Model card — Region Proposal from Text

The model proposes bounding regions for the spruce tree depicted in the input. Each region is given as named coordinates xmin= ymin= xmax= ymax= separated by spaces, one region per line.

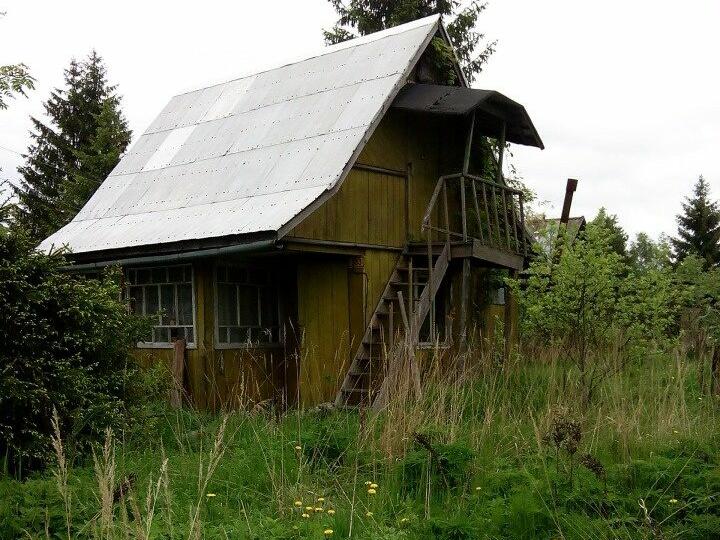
xmin=324 ymin=0 xmax=495 ymax=83
xmin=671 ymin=176 xmax=720 ymax=268
xmin=14 ymin=51 xmax=130 ymax=242
xmin=591 ymin=207 xmax=628 ymax=259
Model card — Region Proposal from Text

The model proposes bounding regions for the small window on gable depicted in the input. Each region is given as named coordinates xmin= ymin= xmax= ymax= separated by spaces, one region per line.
xmin=215 ymin=265 xmax=281 ymax=346
xmin=126 ymin=265 xmax=195 ymax=346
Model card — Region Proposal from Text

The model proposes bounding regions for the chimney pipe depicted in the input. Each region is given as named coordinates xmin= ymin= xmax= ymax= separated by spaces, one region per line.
xmin=559 ymin=178 xmax=578 ymax=226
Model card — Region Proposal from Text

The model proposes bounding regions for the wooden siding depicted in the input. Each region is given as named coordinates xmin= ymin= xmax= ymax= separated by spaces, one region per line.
xmin=290 ymin=168 xmax=407 ymax=247
xmin=132 ymin=258 xmax=288 ymax=411
xmin=296 ymin=258 xmax=350 ymax=406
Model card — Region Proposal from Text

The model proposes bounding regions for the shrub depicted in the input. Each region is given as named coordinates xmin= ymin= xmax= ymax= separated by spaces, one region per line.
xmin=400 ymin=435 xmax=475 ymax=495
xmin=0 ymin=230 xmax=147 ymax=475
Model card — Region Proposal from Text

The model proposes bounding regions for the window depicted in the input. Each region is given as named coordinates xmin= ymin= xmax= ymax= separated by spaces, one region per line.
xmin=215 ymin=265 xmax=281 ymax=345
xmin=490 ymin=285 xmax=506 ymax=306
xmin=419 ymin=280 xmax=451 ymax=346
xmin=126 ymin=265 xmax=195 ymax=346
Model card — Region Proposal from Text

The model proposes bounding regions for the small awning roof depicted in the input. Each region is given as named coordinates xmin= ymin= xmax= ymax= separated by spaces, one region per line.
xmin=391 ymin=83 xmax=544 ymax=149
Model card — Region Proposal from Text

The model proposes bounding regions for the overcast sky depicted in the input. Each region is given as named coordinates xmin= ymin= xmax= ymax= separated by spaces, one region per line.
xmin=1 ymin=0 xmax=718 ymax=240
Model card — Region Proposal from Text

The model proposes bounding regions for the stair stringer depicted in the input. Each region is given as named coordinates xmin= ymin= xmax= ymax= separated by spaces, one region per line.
xmin=333 ymin=252 xmax=405 ymax=407
xmin=371 ymin=241 xmax=451 ymax=410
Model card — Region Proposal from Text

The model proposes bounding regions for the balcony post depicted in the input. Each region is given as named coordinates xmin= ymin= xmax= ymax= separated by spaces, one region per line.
xmin=497 ymin=121 xmax=506 ymax=184
xmin=463 ymin=112 xmax=475 ymax=175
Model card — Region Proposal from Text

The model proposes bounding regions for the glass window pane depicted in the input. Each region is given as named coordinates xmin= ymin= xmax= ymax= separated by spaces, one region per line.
xmin=168 ymin=266 xmax=184 ymax=283
xmin=151 ymin=268 xmax=166 ymax=283
xmin=238 ymin=286 xmax=259 ymax=326
xmin=248 ymin=269 xmax=265 ymax=285
xmin=128 ymin=286 xmax=143 ymax=315
xmin=227 ymin=266 xmax=246 ymax=283
xmin=217 ymin=283 xmax=238 ymax=326
xmin=218 ymin=327 xmax=229 ymax=344
xmin=177 ymin=284 xmax=193 ymax=325
xmin=160 ymin=284 xmax=177 ymax=325
xmin=228 ymin=327 xmax=245 ymax=343
xmin=261 ymin=287 xmax=279 ymax=327
xmin=153 ymin=327 xmax=170 ymax=343
xmin=146 ymin=285 xmax=159 ymax=317
xmin=185 ymin=327 xmax=194 ymax=343
xmin=137 ymin=268 xmax=151 ymax=284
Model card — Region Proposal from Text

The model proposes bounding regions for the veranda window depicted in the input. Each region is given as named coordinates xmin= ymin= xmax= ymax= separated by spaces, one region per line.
xmin=126 ymin=265 xmax=195 ymax=346
xmin=215 ymin=265 xmax=280 ymax=346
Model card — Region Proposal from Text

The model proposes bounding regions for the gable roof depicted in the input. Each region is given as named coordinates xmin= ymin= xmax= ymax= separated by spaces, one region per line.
xmin=39 ymin=15 xmax=443 ymax=256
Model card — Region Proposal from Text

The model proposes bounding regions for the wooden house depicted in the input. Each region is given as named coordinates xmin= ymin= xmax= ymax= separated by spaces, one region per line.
xmin=40 ymin=15 xmax=543 ymax=410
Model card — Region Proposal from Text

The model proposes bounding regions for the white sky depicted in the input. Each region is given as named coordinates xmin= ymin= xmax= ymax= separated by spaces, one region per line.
xmin=1 ymin=0 xmax=719 ymax=240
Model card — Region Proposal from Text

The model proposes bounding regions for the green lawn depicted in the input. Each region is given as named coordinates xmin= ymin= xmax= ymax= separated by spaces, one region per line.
xmin=2 ymin=354 xmax=719 ymax=539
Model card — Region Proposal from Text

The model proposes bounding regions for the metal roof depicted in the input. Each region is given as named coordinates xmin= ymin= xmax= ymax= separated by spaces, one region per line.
xmin=39 ymin=15 xmax=442 ymax=255
xmin=391 ymin=84 xmax=544 ymax=149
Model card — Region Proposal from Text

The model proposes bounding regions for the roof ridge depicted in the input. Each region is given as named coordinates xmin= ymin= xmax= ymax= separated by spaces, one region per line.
xmin=171 ymin=14 xmax=441 ymax=99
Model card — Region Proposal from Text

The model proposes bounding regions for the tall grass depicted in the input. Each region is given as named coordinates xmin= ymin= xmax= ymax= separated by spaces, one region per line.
xmin=3 ymin=339 xmax=719 ymax=539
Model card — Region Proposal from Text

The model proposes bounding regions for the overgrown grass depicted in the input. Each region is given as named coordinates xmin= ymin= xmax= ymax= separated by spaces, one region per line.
xmin=1 ymin=345 xmax=719 ymax=539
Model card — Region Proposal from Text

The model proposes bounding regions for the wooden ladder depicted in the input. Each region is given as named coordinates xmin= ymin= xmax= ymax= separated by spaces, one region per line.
xmin=334 ymin=241 xmax=451 ymax=408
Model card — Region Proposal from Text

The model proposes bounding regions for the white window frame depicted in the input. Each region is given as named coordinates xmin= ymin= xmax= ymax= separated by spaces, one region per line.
xmin=214 ymin=264 xmax=283 ymax=349
xmin=125 ymin=264 xmax=197 ymax=349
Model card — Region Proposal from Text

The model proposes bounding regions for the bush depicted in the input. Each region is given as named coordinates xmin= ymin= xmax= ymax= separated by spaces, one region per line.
xmin=0 ymin=230 xmax=146 ymax=475
xmin=400 ymin=436 xmax=475 ymax=496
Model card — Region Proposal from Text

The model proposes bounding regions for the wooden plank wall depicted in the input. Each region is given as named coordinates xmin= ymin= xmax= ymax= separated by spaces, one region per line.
xmin=296 ymin=258 xmax=351 ymax=406
xmin=132 ymin=259 xmax=284 ymax=411
xmin=291 ymin=168 xmax=407 ymax=247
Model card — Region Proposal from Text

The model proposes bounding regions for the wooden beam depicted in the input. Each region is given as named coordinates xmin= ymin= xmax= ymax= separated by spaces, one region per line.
xmin=462 ymin=112 xmax=475 ymax=175
xmin=503 ymin=269 xmax=518 ymax=364
xmin=353 ymin=163 xmax=408 ymax=178
xmin=170 ymin=338 xmax=186 ymax=409
xmin=496 ymin=121 xmax=506 ymax=185
xmin=459 ymin=259 xmax=470 ymax=347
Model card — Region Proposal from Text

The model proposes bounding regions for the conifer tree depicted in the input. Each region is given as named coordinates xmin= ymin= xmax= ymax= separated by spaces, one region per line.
xmin=671 ymin=175 xmax=720 ymax=268
xmin=591 ymin=207 xmax=628 ymax=259
xmin=14 ymin=51 xmax=130 ymax=242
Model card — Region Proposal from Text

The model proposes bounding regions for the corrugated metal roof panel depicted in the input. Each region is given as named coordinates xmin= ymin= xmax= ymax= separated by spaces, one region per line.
xmin=39 ymin=15 xmax=441 ymax=255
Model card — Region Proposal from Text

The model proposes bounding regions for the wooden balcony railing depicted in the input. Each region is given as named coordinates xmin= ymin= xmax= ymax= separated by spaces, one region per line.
xmin=421 ymin=172 xmax=527 ymax=257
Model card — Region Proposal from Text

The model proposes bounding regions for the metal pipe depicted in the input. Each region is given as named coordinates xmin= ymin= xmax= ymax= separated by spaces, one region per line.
xmin=64 ymin=238 xmax=277 ymax=271
xmin=559 ymin=178 xmax=579 ymax=226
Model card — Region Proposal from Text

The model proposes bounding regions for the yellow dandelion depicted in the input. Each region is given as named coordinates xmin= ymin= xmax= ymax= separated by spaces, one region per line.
xmin=206 ymin=493 xmax=216 ymax=498
xmin=367 ymin=488 xmax=376 ymax=495
xmin=317 ymin=497 xmax=325 ymax=503
xmin=475 ymin=486 xmax=482 ymax=491
xmin=365 ymin=511 xmax=373 ymax=517
xmin=294 ymin=500 xmax=302 ymax=507
xmin=327 ymin=509 xmax=336 ymax=515
xmin=305 ymin=506 xmax=314 ymax=512
xmin=315 ymin=507 xmax=324 ymax=512
xmin=364 ymin=480 xmax=372 ymax=485
xmin=670 ymin=498 xmax=678 ymax=504
xmin=301 ymin=513 xmax=310 ymax=518
xmin=400 ymin=517 xmax=409 ymax=523
xmin=323 ymin=529 xmax=334 ymax=537
xmin=295 ymin=445 xmax=302 ymax=451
